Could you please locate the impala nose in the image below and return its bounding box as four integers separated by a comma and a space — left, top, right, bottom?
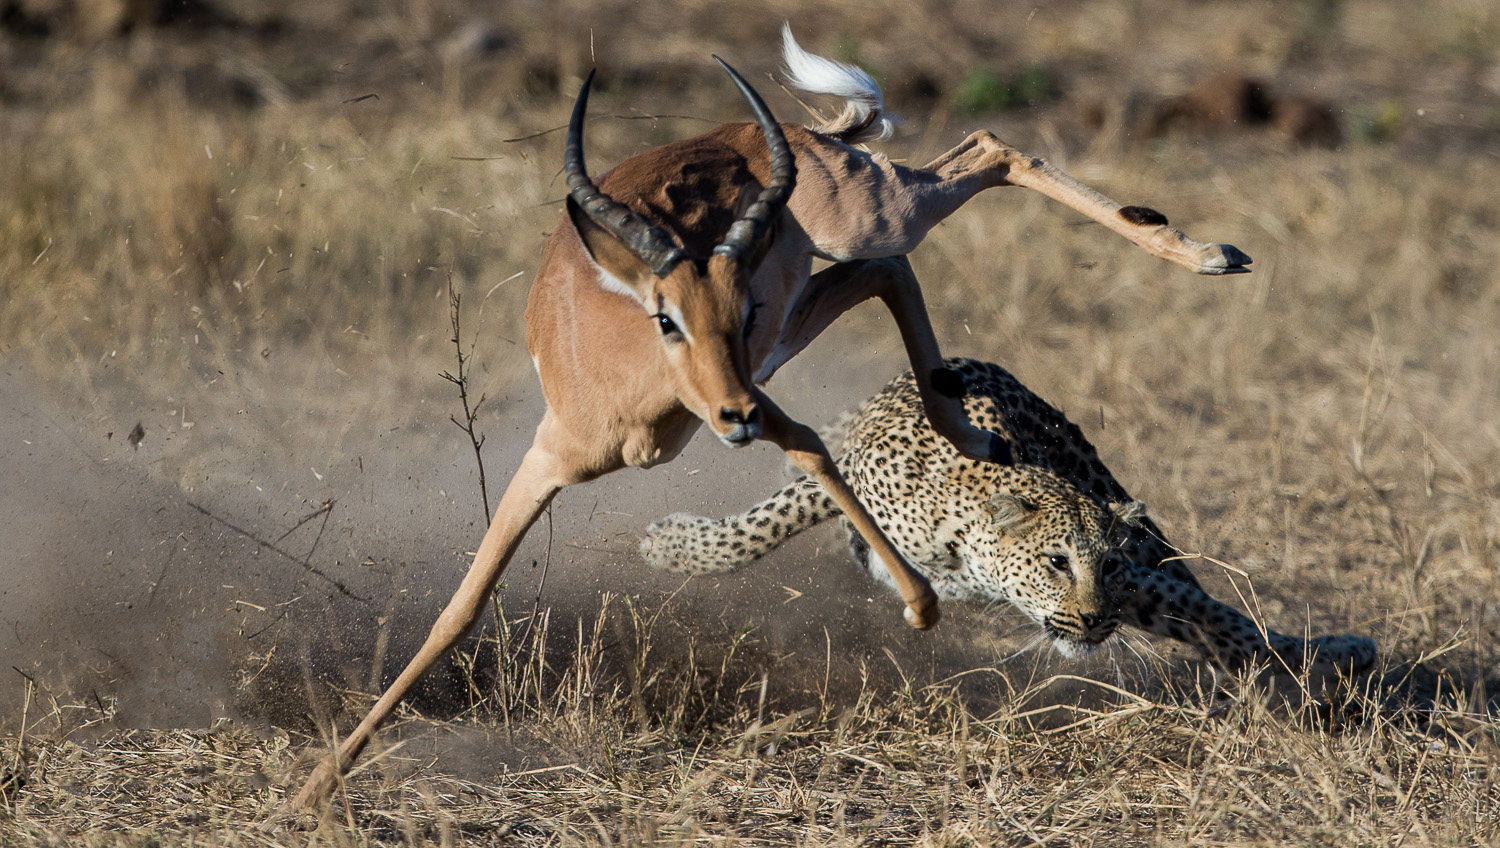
718, 405, 761, 446
719, 406, 757, 425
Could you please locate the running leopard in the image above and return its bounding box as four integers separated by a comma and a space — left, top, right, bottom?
641, 358, 1376, 681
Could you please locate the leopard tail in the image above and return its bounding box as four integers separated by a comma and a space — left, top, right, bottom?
639, 475, 840, 574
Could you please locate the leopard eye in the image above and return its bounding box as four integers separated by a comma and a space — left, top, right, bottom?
653, 313, 680, 336
1047, 554, 1070, 573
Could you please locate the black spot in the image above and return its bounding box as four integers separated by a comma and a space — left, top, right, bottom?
1135, 599, 1158, 628
990, 433, 1014, 465
930, 368, 966, 398
1119, 205, 1168, 227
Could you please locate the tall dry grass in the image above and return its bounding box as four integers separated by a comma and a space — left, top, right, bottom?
3, 591, 1497, 844
2, 76, 551, 474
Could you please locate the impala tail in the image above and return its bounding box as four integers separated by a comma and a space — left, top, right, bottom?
781, 24, 897, 143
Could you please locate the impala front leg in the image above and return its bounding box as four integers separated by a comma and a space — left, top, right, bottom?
922, 132, 1252, 276
754, 391, 940, 629
758, 257, 1010, 465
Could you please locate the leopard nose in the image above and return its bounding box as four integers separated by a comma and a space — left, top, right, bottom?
1079, 611, 1106, 631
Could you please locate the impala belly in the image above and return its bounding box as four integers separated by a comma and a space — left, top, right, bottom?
783, 134, 949, 261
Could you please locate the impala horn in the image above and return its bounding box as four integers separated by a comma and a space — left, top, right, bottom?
711, 56, 797, 268
564, 69, 688, 278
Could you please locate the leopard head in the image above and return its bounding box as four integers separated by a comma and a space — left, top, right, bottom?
979, 469, 1144, 657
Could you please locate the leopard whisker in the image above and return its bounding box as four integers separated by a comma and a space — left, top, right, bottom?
1118, 634, 1153, 673
1002, 632, 1049, 664
1121, 633, 1170, 680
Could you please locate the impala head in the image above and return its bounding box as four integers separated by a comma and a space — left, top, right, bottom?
563, 60, 795, 448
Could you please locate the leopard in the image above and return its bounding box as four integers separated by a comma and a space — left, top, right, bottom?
641, 357, 1377, 683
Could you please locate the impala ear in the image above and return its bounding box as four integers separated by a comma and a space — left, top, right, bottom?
984, 492, 1040, 535
567, 196, 657, 303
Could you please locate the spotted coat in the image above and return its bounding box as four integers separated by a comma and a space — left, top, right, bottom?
642, 358, 1376, 677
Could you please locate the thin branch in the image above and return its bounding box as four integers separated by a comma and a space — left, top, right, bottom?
184, 501, 366, 603
500, 112, 714, 144
440, 271, 492, 521
274, 499, 335, 545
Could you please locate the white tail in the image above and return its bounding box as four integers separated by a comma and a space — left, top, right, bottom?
781, 23, 896, 143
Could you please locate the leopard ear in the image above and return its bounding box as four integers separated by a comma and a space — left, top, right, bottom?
985, 493, 1040, 535
1108, 500, 1147, 526
1106, 500, 1147, 545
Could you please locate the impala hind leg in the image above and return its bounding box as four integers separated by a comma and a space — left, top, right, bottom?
921, 132, 1252, 276
759, 256, 1010, 465
754, 392, 940, 629
289, 427, 582, 812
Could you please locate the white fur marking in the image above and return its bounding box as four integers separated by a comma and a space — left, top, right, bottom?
593, 266, 639, 301
661, 301, 691, 344
780, 24, 896, 143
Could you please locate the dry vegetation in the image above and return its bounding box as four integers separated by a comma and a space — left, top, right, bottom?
2, 0, 1500, 844
4, 598, 1498, 845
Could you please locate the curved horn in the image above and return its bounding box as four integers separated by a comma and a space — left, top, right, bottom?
564, 69, 688, 277
710, 56, 797, 266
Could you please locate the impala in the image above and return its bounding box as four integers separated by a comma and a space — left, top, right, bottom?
291, 27, 1249, 808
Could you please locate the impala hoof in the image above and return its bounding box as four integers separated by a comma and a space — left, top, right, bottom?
904, 603, 940, 630
287, 757, 340, 812
1198, 244, 1253, 275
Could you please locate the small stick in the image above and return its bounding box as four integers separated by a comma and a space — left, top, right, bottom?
440, 271, 492, 520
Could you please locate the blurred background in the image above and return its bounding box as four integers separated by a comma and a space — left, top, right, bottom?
1, 0, 1498, 737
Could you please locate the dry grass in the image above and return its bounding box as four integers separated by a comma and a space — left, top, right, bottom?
3, 595, 1498, 846
3, 0, 1500, 844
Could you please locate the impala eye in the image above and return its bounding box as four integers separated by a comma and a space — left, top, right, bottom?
1047, 554, 1070, 573
653, 313, 680, 336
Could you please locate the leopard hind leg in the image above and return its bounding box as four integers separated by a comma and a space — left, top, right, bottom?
1110, 561, 1376, 687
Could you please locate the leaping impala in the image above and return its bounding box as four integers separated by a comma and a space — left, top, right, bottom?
290, 27, 1250, 809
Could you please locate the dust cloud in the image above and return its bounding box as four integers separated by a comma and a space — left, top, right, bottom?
0, 334, 1051, 738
